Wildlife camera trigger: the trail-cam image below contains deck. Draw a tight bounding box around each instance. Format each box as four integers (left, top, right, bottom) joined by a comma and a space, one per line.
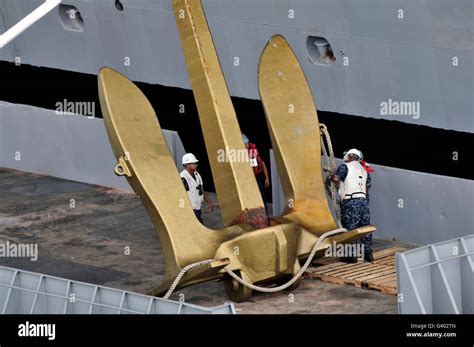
0, 167, 417, 314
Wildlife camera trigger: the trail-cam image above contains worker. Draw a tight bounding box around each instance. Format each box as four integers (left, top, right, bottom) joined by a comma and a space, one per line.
242, 134, 270, 214
180, 153, 213, 223
330, 148, 373, 262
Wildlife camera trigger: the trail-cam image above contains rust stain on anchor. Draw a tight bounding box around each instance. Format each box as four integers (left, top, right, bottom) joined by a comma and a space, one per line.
230, 207, 269, 229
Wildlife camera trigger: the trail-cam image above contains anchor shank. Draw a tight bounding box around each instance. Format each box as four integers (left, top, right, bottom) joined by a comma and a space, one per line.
172, 0, 267, 227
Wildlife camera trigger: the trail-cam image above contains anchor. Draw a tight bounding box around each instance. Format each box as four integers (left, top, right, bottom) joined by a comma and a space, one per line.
96, 0, 376, 302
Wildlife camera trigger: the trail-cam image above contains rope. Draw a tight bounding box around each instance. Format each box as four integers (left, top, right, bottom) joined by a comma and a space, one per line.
163, 259, 216, 299
224, 227, 346, 292
320, 123, 342, 228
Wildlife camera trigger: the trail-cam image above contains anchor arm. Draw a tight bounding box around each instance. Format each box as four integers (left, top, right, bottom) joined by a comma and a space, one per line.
258, 35, 376, 240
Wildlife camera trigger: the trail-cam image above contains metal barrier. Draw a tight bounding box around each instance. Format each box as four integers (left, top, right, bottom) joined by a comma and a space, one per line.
0, 266, 235, 314
397, 235, 474, 314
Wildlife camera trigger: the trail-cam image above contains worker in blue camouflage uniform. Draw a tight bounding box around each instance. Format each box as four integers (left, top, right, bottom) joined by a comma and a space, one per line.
330, 148, 373, 262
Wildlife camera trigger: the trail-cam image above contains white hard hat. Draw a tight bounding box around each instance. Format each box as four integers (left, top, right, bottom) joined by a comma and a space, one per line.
182, 153, 199, 165
343, 148, 363, 161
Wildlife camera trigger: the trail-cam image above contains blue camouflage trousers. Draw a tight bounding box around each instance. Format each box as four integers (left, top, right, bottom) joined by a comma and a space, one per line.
341, 198, 372, 254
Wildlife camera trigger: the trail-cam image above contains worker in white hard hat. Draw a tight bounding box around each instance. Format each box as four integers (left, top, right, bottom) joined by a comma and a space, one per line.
330, 148, 373, 262
180, 153, 213, 223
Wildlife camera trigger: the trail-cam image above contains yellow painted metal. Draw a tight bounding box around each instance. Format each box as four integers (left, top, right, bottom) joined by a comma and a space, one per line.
98, 67, 240, 292
98, 67, 374, 302
98, 67, 303, 301
258, 34, 376, 246
172, 0, 267, 228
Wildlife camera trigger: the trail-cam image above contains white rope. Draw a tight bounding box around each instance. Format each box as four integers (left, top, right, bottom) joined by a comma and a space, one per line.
163, 227, 346, 298
163, 259, 216, 299
320, 123, 342, 228
224, 227, 346, 292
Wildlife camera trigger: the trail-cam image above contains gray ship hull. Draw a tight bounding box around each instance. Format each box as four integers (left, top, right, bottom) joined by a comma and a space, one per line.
0, 0, 472, 132
0, 1, 472, 246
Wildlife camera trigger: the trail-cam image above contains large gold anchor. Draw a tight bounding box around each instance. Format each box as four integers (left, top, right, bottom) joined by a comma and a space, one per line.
97, 0, 376, 302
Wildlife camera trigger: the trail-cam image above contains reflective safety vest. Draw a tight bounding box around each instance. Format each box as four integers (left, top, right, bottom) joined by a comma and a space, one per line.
180, 169, 204, 209
248, 144, 263, 175
338, 161, 367, 200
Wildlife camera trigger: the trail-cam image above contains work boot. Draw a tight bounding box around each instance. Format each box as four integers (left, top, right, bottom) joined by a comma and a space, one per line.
340, 256, 358, 263
364, 251, 374, 262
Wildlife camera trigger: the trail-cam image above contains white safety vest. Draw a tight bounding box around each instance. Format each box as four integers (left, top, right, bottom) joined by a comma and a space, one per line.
338, 161, 367, 200
180, 170, 204, 210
